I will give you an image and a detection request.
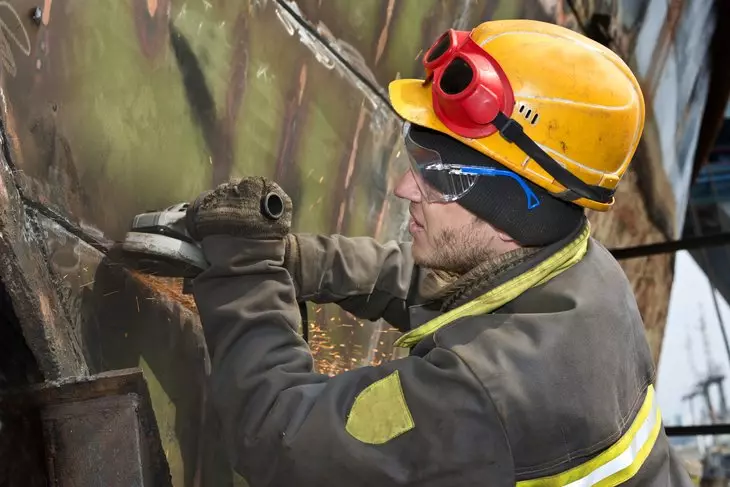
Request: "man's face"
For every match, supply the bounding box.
[394,169,518,274]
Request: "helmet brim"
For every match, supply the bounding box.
[388,79,454,136]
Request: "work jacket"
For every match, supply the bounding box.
[191,220,693,486]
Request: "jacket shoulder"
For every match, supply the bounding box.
[432,239,656,479]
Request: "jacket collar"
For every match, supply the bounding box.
[424,246,541,312]
[398,219,591,349]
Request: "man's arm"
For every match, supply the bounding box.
[193,235,514,487]
[285,233,418,331]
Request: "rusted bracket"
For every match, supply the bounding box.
[1,368,172,486]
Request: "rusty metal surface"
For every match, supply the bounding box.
[0,0,720,484]
[4,368,172,486]
[43,395,151,486]
[0,125,87,379]
[38,217,238,486]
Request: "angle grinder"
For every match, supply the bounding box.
[110,191,286,279]
[108,193,310,341]
[108,202,208,279]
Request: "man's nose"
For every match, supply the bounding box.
[394,169,422,202]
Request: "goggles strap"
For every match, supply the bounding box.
[492,112,614,204]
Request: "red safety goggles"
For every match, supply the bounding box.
[422,29,515,139]
[420,29,614,204]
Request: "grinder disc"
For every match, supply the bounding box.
[109,232,209,278]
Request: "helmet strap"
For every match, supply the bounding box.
[491,112,614,204]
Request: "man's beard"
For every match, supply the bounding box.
[414,220,499,275]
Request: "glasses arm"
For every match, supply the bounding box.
[434,164,541,210]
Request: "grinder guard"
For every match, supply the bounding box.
[109,203,208,279]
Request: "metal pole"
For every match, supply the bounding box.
[608,232,730,260]
[689,203,730,374]
[665,423,730,437]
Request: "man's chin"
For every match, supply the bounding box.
[410,240,431,267]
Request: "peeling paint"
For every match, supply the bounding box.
[453,0,479,31]
[42,0,53,26]
[275,0,390,125]
[0,169,7,205]
[374,0,395,65]
[37,293,52,327]
[276,4,335,70]
[0,1,31,78]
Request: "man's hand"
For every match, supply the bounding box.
[185,176,292,241]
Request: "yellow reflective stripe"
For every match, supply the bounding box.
[517,386,661,487]
[345,370,415,444]
[394,223,591,348]
[595,404,662,487]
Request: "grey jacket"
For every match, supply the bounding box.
[191,222,693,486]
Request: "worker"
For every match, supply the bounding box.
[185,19,693,486]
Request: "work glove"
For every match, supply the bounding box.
[185,176,293,241]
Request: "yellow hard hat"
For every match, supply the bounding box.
[389,19,645,211]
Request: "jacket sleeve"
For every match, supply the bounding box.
[192,236,514,487]
[286,233,417,331]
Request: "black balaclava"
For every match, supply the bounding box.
[409,124,585,247]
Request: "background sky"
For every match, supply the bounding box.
[657,250,730,426]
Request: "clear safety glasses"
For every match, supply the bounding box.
[402,122,540,210]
